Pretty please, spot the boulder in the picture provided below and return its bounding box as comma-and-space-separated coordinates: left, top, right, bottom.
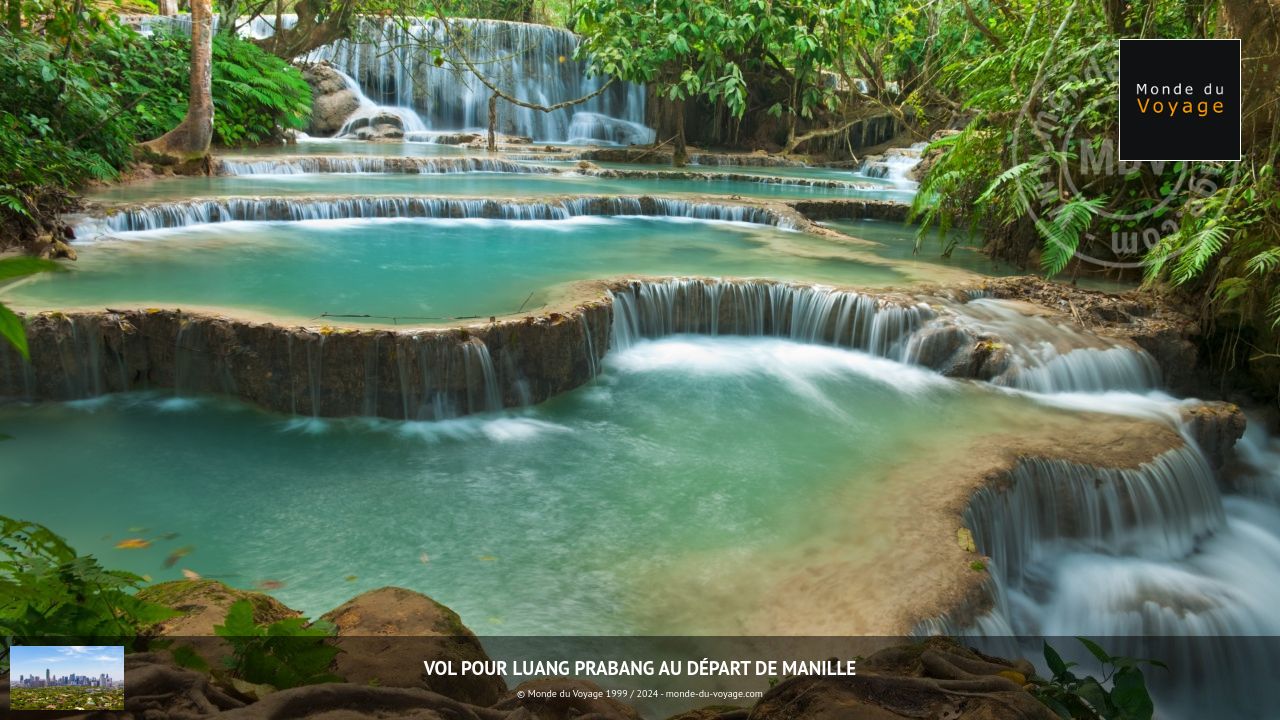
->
319, 587, 506, 706
907, 129, 960, 183
137, 579, 302, 671
301, 63, 360, 136
139, 579, 301, 636
492, 678, 639, 720
345, 112, 406, 140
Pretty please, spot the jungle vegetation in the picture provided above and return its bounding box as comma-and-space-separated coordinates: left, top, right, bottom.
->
0, 0, 1277, 391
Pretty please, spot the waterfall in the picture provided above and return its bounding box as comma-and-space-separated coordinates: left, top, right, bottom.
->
608, 279, 932, 360
461, 338, 502, 414
854, 142, 928, 190
214, 156, 559, 175
329, 66, 428, 138
305, 17, 652, 144
83, 196, 797, 236
953, 298, 1161, 393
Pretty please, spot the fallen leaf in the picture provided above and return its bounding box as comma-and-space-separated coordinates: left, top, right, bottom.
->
344, 575, 358, 582
164, 545, 195, 567
419, 552, 430, 564
478, 555, 497, 562
256, 579, 285, 590
182, 568, 202, 580
115, 538, 151, 549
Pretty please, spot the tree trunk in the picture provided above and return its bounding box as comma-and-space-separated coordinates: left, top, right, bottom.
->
1220, 0, 1279, 156
140, 0, 214, 163
157, 0, 177, 15
673, 100, 688, 167
250, 0, 355, 59
488, 92, 498, 152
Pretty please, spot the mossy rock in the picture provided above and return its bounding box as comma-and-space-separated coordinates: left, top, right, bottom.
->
137, 579, 300, 636
318, 586, 506, 706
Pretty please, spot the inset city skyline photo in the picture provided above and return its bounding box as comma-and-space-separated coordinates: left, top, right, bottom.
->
8, 645, 124, 711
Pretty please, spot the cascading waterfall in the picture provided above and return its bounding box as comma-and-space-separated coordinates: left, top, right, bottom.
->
923, 300, 1280, 719
82, 196, 796, 235
608, 279, 932, 360
330, 66, 428, 138
306, 17, 652, 144
214, 156, 559, 176
954, 298, 1161, 393
854, 142, 928, 190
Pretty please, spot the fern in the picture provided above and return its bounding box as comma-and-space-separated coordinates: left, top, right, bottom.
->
1037, 196, 1106, 277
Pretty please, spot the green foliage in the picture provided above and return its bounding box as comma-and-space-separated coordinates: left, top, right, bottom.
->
0, 516, 177, 643
89, 30, 313, 147
10, 685, 124, 711
210, 34, 313, 145
1, 17, 311, 246
213, 599, 342, 690
1030, 638, 1165, 720
0, 32, 136, 230
0, 257, 62, 357
572, 0, 910, 132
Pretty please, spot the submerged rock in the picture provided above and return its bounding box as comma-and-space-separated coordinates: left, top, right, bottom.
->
320, 586, 507, 706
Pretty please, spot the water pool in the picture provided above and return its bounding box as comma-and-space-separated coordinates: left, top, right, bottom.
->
88, 171, 908, 204
0, 336, 1072, 634
3, 217, 906, 322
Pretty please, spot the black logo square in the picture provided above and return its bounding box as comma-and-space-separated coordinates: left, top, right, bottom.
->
1119, 39, 1240, 161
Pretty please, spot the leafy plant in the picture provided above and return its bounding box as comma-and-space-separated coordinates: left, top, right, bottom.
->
1030, 638, 1165, 720
213, 599, 342, 690
0, 516, 177, 643
0, 257, 61, 357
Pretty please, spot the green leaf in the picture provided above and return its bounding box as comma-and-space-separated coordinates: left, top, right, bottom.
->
0, 257, 62, 282
0, 303, 29, 359
1111, 667, 1154, 720
1043, 641, 1068, 677
1076, 636, 1113, 665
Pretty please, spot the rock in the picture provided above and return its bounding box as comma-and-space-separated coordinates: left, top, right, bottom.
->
320, 587, 506, 706
345, 112, 406, 140
1180, 401, 1247, 470
137, 579, 300, 670
31, 235, 78, 260
301, 63, 360, 136
140, 579, 301, 636
492, 678, 639, 720
907, 129, 959, 183
750, 638, 1053, 720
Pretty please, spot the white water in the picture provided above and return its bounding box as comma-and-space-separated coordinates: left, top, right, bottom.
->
854, 142, 928, 191
306, 17, 651, 144
80, 197, 795, 236
329, 67, 428, 138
